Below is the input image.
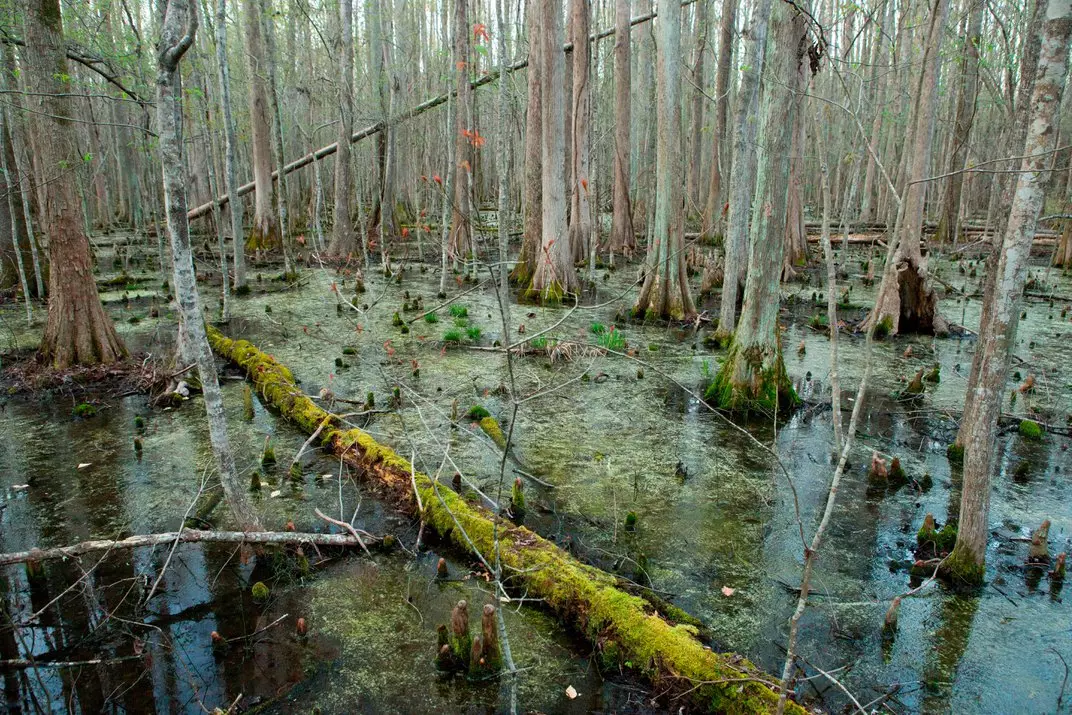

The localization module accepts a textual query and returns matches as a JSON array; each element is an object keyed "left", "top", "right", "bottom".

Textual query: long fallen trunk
[
  {"left": 0, "top": 530, "right": 366, "bottom": 567},
  {"left": 206, "top": 326, "right": 801, "bottom": 713}
]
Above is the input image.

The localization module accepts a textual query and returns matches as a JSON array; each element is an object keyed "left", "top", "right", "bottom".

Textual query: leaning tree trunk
[
  {"left": 633, "top": 0, "right": 695, "bottom": 320},
  {"left": 568, "top": 0, "right": 593, "bottom": 267},
  {"left": 512, "top": 1, "right": 542, "bottom": 286},
  {"left": 934, "top": 0, "right": 984, "bottom": 245},
  {"left": 215, "top": 0, "right": 247, "bottom": 290},
  {"left": 242, "top": 0, "right": 279, "bottom": 250},
  {"left": 22, "top": 0, "right": 127, "bottom": 368},
  {"left": 329, "top": 0, "right": 357, "bottom": 257},
  {"left": 716, "top": 0, "right": 771, "bottom": 337},
  {"left": 702, "top": 0, "right": 737, "bottom": 240},
  {"left": 528, "top": 0, "right": 579, "bottom": 302},
  {"left": 608, "top": 0, "right": 634, "bottom": 260},
  {"left": 865, "top": 0, "right": 951, "bottom": 336},
  {"left": 707, "top": 0, "right": 805, "bottom": 413},
  {"left": 157, "top": 0, "right": 262, "bottom": 533},
  {"left": 947, "top": 0, "right": 1071, "bottom": 584},
  {"left": 448, "top": 0, "right": 473, "bottom": 264}
]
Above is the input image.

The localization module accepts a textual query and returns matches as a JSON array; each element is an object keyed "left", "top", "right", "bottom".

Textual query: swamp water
[{"left": 0, "top": 241, "right": 1070, "bottom": 713}]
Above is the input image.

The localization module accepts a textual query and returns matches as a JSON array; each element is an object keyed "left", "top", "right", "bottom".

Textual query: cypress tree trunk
[
  {"left": 716, "top": 0, "right": 770, "bottom": 337},
  {"left": 242, "top": 0, "right": 280, "bottom": 250},
  {"left": 609, "top": 0, "right": 634, "bottom": 259},
  {"left": 157, "top": 0, "right": 262, "bottom": 533},
  {"left": 449, "top": 0, "right": 473, "bottom": 264},
  {"left": 513, "top": 1, "right": 542, "bottom": 286},
  {"left": 528, "top": 0, "right": 579, "bottom": 301},
  {"left": 708, "top": 0, "right": 804, "bottom": 413},
  {"left": 330, "top": 0, "right": 357, "bottom": 257},
  {"left": 702, "top": 0, "right": 736, "bottom": 240},
  {"left": 568, "top": 0, "right": 593, "bottom": 267},
  {"left": 214, "top": 0, "right": 247, "bottom": 290},
  {"left": 633, "top": 0, "right": 695, "bottom": 319},
  {"left": 948, "top": 0, "right": 1071, "bottom": 583},
  {"left": 22, "top": 0, "right": 127, "bottom": 368}
]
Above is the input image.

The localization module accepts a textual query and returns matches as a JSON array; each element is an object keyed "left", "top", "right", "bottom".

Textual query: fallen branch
[
  {"left": 0, "top": 530, "right": 368, "bottom": 567},
  {"left": 206, "top": 326, "right": 802, "bottom": 714}
]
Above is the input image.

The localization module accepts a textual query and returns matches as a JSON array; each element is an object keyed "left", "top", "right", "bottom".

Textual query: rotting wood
[{"left": 206, "top": 325, "right": 803, "bottom": 714}]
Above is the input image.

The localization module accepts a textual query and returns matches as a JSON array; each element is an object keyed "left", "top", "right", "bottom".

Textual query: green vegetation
[
  {"left": 590, "top": 322, "right": 607, "bottom": 335},
  {"left": 874, "top": 315, "right": 894, "bottom": 339},
  {"left": 72, "top": 403, "right": 97, "bottom": 418},
  {"left": 466, "top": 325, "right": 482, "bottom": 341},
  {"left": 1019, "top": 419, "right": 1043, "bottom": 441},
  {"left": 597, "top": 326, "right": 626, "bottom": 351},
  {"left": 448, "top": 303, "right": 468, "bottom": 318},
  {"left": 443, "top": 328, "right": 462, "bottom": 344},
  {"left": 251, "top": 581, "right": 270, "bottom": 602},
  {"left": 424, "top": 312, "right": 439, "bottom": 323}
]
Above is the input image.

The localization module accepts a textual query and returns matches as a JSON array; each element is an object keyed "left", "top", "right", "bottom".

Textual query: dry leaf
[
  {"left": 12, "top": 484, "right": 29, "bottom": 490},
  {"left": 721, "top": 586, "right": 735, "bottom": 597},
  {"left": 77, "top": 463, "right": 92, "bottom": 469},
  {"left": 270, "top": 490, "right": 282, "bottom": 498},
  {"left": 565, "top": 685, "right": 578, "bottom": 699}
]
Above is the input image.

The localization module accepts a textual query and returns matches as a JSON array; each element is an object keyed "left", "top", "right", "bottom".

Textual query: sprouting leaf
[
  {"left": 721, "top": 586, "right": 735, "bottom": 597},
  {"left": 565, "top": 685, "right": 578, "bottom": 699}
]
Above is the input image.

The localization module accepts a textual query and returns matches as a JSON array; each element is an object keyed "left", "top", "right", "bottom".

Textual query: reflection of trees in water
[{"left": 921, "top": 593, "right": 978, "bottom": 713}]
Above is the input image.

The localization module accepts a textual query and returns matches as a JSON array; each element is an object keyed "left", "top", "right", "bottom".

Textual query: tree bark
[
  {"left": 716, "top": 0, "right": 770, "bottom": 336},
  {"left": 934, "top": 0, "right": 984, "bottom": 244},
  {"left": 242, "top": 0, "right": 279, "bottom": 250},
  {"left": 568, "top": 0, "right": 593, "bottom": 267},
  {"left": 708, "top": 0, "right": 804, "bottom": 412},
  {"left": 633, "top": 0, "right": 695, "bottom": 319},
  {"left": 157, "top": 0, "right": 262, "bottom": 533},
  {"left": 214, "top": 0, "right": 247, "bottom": 290},
  {"left": 449, "top": 0, "right": 473, "bottom": 263},
  {"left": 609, "top": 0, "right": 634, "bottom": 259},
  {"left": 865, "top": 0, "right": 951, "bottom": 336},
  {"left": 329, "top": 0, "right": 357, "bottom": 257},
  {"left": 21, "top": 0, "right": 126, "bottom": 368},
  {"left": 948, "top": 0, "right": 1071, "bottom": 583},
  {"left": 529, "top": 0, "right": 579, "bottom": 301},
  {"left": 703, "top": 0, "right": 737, "bottom": 239},
  {"left": 513, "top": 2, "right": 542, "bottom": 286}
]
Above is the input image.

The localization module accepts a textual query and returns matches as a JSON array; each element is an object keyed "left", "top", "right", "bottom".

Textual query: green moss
[
  {"left": 479, "top": 416, "right": 507, "bottom": 450},
  {"left": 946, "top": 442, "right": 964, "bottom": 464},
  {"left": 251, "top": 581, "right": 270, "bottom": 602},
  {"left": 342, "top": 346, "right": 357, "bottom": 355},
  {"left": 261, "top": 442, "right": 277, "bottom": 467},
  {"left": 289, "top": 462, "right": 303, "bottom": 481},
  {"left": 1019, "top": 419, "right": 1043, "bottom": 441},
  {"left": 874, "top": 316, "right": 894, "bottom": 339},
  {"left": 925, "top": 364, "right": 941, "bottom": 383},
  {"left": 72, "top": 403, "right": 97, "bottom": 418},
  {"left": 392, "top": 312, "right": 403, "bottom": 327},
  {"left": 206, "top": 325, "right": 801, "bottom": 714},
  {"left": 242, "top": 384, "right": 255, "bottom": 421},
  {"left": 944, "top": 545, "right": 986, "bottom": 585},
  {"left": 511, "top": 477, "right": 526, "bottom": 520},
  {"left": 704, "top": 340, "right": 799, "bottom": 415},
  {"left": 624, "top": 511, "right": 638, "bottom": 532},
  {"left": 134, "top": 415, "right": 146, "bottom": 432}
]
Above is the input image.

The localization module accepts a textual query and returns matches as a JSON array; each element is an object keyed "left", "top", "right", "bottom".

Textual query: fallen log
[
  {"left": 0, "top": 530, "right": 368, "bottom": 567},
  {"left": 206, "top": 325, "right": 802, "bottom": 713}
]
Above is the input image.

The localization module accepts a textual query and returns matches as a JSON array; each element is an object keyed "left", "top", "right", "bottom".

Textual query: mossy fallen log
[{"left": 207, "top": 326, "right": 803, "bottom": 713}]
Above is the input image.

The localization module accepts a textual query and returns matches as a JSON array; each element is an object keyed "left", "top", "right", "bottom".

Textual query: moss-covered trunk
[{"left": 207, "top": 326, "right": 803, "bottom": 714}]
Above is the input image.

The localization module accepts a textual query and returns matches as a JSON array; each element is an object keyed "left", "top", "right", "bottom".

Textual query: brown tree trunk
[
  {"left": 528, "top": 0, "right": 579, "bottom": 301},
  {"left": 782, "top": 68, "right": 809, "bottom": 277},
  {"left": 512, "top": 2, "right": 542, "bottom": 286},
  {"left": 242, "top": 0, "right": 279, "bottom": 249},
  {"left": 329, "top": 0, "right": 357, "bottom": 256},
  {"left": 633, "top": 0, "right": 695, "bottom": 319},
  {"left": 568, "top": 0, "right": 593, "bottom": 266},
  {"left": 866, "top": 0, "right": 951, "bottom": 336},
  {"left": 609, "top": 0, "right": 634, "bottom": 259},
  {"left": 449, "top": 0, "right": 473, "bottom": 263},
  {"left": 22, "top": 0, "right": 126, "bottom": 368},
  {"left": 934, "top": 0, "right": 984, "bottom": 244},
  {"left": 703, "top": 0, "right": 737, "bottom": 239}
]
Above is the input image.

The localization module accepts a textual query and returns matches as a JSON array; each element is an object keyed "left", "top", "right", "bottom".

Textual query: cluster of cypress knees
[{"left": 434, "top": 597, "right": 502, "bottom": 680}]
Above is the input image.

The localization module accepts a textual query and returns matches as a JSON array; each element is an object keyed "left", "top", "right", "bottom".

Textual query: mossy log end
[{"left": 206, "top": 326, "right": 802, "bottom": 714}]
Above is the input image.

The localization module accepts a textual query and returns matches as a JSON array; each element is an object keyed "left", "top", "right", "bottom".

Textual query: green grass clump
[
  {"left": 448, "top": 304, "right": 468, "bottom": 318},
  {"left": 1019, "top": 419, "right": 1043, "bottom": 441},
  {"left": 134, "top": 415, "right": 146, "bottom": 432},
  {"left": 808, "top": 313, "right": 828, "bottom": 330},
  {"left": 453, "top": 316, "right": 469, "bottom": 327},
  {"left": 590, "top": 322, "right": 607, "bottom": 335},
  {"left": 73, "top": 403, "right": 97, "bottom": 418},
  {"left": 443, "top": 328, "right": 462, "bottom": 344},
  {"left": 466, "top": 325, "right": 482, "bottom": 341},
  {"left": 530, "top": 336, "right": 548, "bottom": 350},
  {"left": 597, "top": 327, "right": 626, "bottom": 351},
  {"left": 424, "top": 312, "right": 439, "bottom": 324}
]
